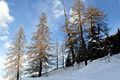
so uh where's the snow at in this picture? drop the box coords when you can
[93,40,97,42]
[22,54,120,80]
[0,77,9,80]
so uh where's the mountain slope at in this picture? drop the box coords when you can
[22,54,120,80]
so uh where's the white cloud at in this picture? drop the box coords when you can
[52,0,64,18]
[0,0,14,34]
[4,42,11,49]
[0,36,8,41]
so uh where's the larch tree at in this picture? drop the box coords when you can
[85,7,109,61]
[27,13,50,77]
[5,27,26,80]
[63,3,76,67]
[72,0,87,66]
[65,0,87,66]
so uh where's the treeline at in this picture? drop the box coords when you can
[64,0,120,68]
[4,0,120,80]
[105,29,120,55]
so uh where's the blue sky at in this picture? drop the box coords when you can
[0,0,120,79]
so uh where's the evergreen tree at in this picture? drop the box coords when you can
[5,27,25,80]
[106,28,120,55]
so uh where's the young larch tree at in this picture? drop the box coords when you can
[5,27,25,80]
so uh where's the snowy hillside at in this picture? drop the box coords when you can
[22,54,120,80]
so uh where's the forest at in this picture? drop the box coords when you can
[4,0,120,80]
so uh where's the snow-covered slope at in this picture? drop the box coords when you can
[22,54,120,80]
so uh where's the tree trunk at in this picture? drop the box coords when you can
[85,58,87,66]
[17,52,20,80]
[63,56,64,68]
[78,8,88,66]
[57,46,59,69]
[38,59,42,77]
[80,24,88,66]
[70,47,75,65]
[17,69,19,80]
